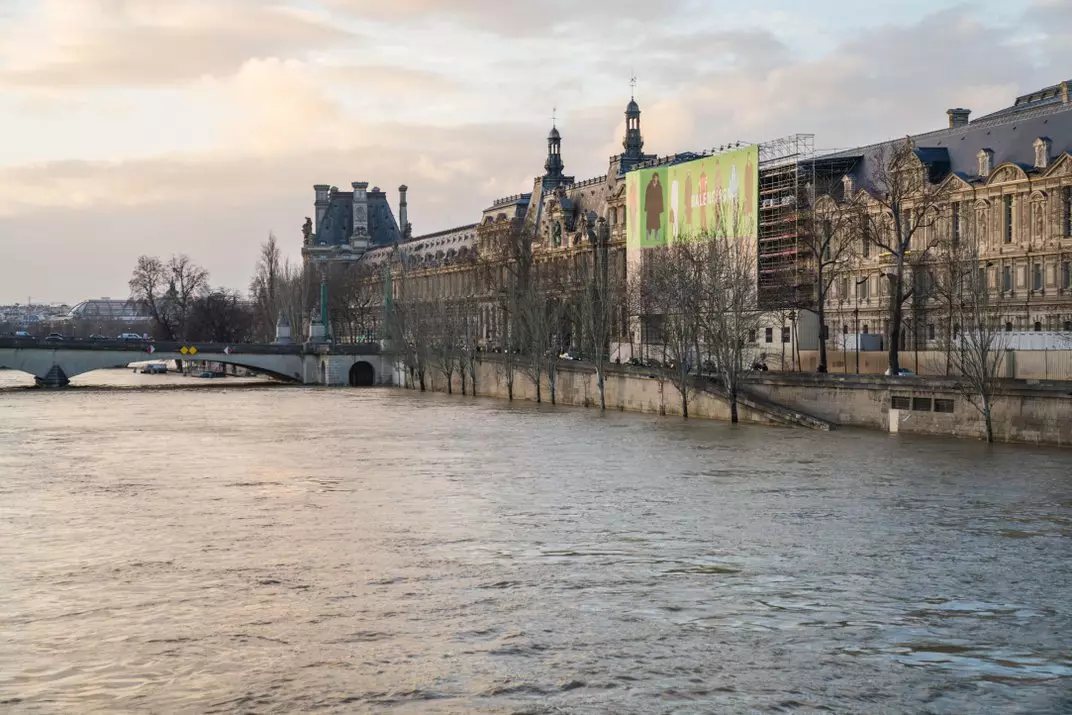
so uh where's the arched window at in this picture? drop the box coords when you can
[1034,321,1042,332]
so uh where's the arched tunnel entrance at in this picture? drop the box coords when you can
[348,361,375,387]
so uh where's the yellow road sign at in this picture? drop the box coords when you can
[180,346,189,355]
[189,347,198,356]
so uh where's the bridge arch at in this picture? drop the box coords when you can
[349,361,375,387]
[0,348,304,386]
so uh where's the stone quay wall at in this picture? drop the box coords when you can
[417,359,783,426]
[411,357,1072,447]
[744,373,1072,447]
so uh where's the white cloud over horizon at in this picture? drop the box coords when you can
[0,0,1065,303]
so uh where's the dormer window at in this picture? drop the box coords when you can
[977,148,994,177]
[1033,137,1052,170]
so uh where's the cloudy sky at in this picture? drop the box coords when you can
[0,0,1068,303]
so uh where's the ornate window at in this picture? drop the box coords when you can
[1064,187,1072,238]
[1003,195,1014,244]
[951,202,961,246]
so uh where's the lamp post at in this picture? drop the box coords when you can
[854,276,868,373]
[788,310,797,371]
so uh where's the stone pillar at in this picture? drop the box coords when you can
[308,308,327,344]
[398,184,409,239]
[314,184,331,235]
[274,313,292,345]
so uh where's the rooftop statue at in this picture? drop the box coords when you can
[302,217,313,244]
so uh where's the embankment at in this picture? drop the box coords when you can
[414,357,1072,447]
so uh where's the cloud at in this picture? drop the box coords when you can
[326,0,695,37]
[1,1,1069,303]
[0,0,351,88]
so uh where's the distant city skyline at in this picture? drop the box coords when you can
[1,0,1069,302]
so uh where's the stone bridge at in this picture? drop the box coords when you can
[0,337,395,387]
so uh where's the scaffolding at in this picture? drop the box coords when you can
[757,134,815,309]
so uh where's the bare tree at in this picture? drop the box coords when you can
[249,233,282,341]
[478,219,537,402]
[167,255,210,341]
[637,243,704,417]
[935,238,1008,443]
[853,139,951,374]
[580,218,622,410]
[129,255,175,339]
[187,289,255,343]
[327,262,379,343]
[699,226,763,424]
[799,186,857,372]
[428,298,461,394]
[129,254,209,341]
[384,253,431,391]
[275,258,311,342]
[458,291,481,396]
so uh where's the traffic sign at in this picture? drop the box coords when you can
[189,346,198,356]
[223,346,233,355]
[147,345,156,354]
[180,346,189,355]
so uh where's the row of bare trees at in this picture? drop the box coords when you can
[628,203,762,422]
[795,140,1013,442]
[248,234,381,344]
[128,253,254,343]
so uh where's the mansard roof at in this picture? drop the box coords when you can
[824,80,1072,190]
[315,188,402,249]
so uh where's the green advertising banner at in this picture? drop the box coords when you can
[626,145,758,249]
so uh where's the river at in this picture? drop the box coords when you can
[1,369,1071,713]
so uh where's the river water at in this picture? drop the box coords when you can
[1,369,1071,713]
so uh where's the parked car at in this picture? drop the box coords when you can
[88,334,107,340]
[117,333,144,341]
[44,333,65,341]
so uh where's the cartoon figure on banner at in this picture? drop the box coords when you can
[645,173,665,244]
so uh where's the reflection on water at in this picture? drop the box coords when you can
[1,373,1071,713]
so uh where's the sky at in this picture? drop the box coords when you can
[0,0,1068,304]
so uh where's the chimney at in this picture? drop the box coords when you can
[313,184,331,234]
[977,148,994,178]
[398,184,409,240]
[947,108,971,129]
[1033,137,1052,170]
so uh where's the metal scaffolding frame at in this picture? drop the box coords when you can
[757,134,815,309]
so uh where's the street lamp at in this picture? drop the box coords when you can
[854,276,869,373]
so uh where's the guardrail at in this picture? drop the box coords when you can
[0,337,381,355]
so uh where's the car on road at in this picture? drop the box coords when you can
[88,334,107,340]
[44,333,65,341]
[13,330,32,338]
[884,367,915,376]
[117,333,144,341]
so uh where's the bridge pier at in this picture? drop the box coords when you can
[34,364,70,388]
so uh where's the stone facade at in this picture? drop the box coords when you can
[302,79,1072,358]
[820,80,1072,350]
